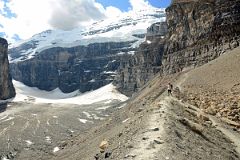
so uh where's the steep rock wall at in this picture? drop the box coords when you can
[115,0,240,95]
[10,41,136,93]
[162,0,240,74]
[114,22,167,96]
[0,38,15,100]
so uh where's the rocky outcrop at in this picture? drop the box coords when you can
[10,41,136,93]
[180,87,240,125]
[114,22,167,96]
[162,0,240,74]
[146,22,168,40]
[0,38,15,100]
[115,0,240,95]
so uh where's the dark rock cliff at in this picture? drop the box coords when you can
[10,41,136,93]
[0,38,15,100]
[162,0,240,74]
[115,0,240,95]
[114,22,168,96]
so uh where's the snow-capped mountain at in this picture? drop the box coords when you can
[9,8,166,94]
[10,8,165,63]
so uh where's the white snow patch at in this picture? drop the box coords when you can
[12,80,80,101]
[118,103,127,109]
[46,136,51,143]
[12,80,128,105]
[25,140,33,146]
[78,118,88,124]
[95,106,111,110]
[104,100,112,104]
[92,114,104,120]
[69,129,74,133]
[1,157,10,160]
[128,51,135,55]
[82,112,92,119]
[146,40,152,44]
[117,52,125,55]
[0,115,8,121]
[122,118,130,123]
[103,71,116,74]
[89,79,96,83]
[53,116,58,118]
[53,147,60,153]
[2,117,14,122]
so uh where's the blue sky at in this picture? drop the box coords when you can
[96,0,171,11]
[0,0,171,43]
[0,0,16,18]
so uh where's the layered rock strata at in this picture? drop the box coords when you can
[114,22,167,96]
[115,0,240,95]
[10,41,136,93]
[162,0,240,74]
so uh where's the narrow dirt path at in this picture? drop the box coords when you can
[124,92,240,160]
[125,96,168,160]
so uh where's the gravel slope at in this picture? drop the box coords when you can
[1,48,239,160]
[52,47,240,160]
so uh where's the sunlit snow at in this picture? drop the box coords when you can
[12,80,128,105]
[25,140,33,146]
[9,8,166,63]
[78,118,88,123]
[53,147,60,153]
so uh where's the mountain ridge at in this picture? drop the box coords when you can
[9,8,166,94]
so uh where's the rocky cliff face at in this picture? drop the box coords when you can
[9,8,165,93]
[162,0,240,74]
[115,0,240,95]
[114,22,167,96]
[10,41,135,93]
[0,38,15,100]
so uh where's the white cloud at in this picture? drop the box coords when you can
[129,0,152,11]
[0,0,53,42]
[105,6,122,18]
[48,0,106,30]
[0,0,156,43]
[0,0,123,42]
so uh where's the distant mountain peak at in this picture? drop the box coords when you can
[9,8,166,63]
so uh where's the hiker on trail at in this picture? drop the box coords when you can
[167,83,173,96]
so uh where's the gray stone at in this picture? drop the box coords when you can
[0,38,15,100]
[152,128,160,131]
[153,139,164,144]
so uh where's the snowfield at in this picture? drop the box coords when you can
[9,8,165,63]
[12,80,128,105]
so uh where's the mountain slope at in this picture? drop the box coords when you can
[114,0,240,95]
[9,8,166,93]
[51,47,240,160]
